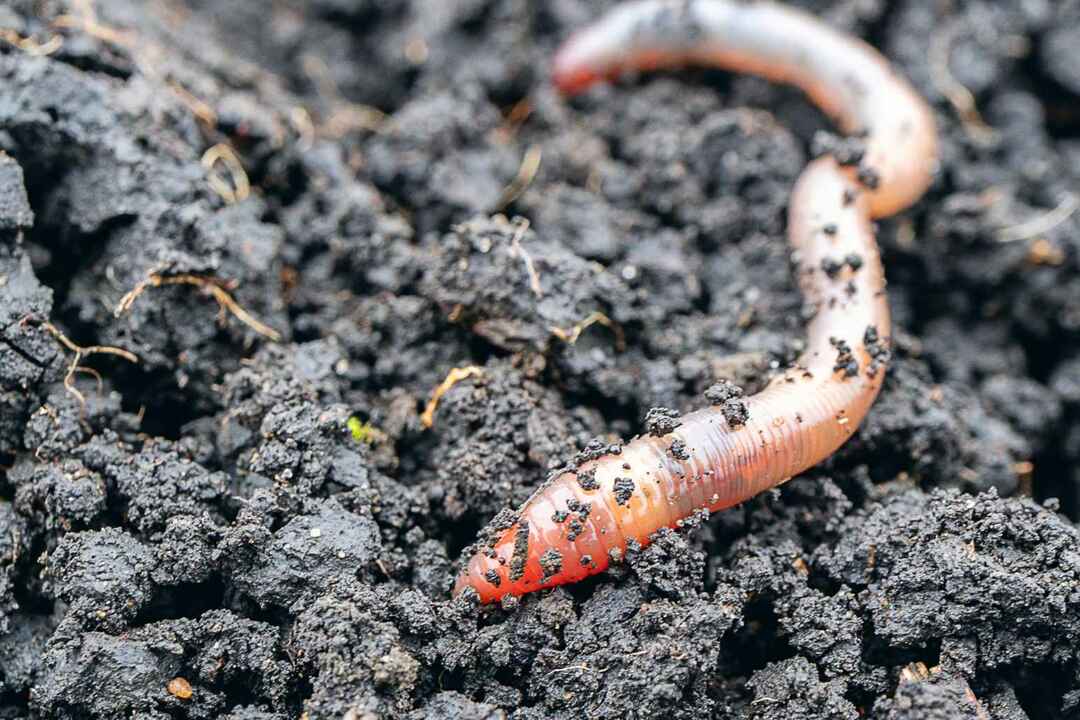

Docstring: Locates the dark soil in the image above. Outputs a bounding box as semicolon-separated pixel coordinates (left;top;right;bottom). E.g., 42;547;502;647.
1;0;1079;718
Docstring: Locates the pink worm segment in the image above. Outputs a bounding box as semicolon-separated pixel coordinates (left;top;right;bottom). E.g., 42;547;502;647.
454;0;938;604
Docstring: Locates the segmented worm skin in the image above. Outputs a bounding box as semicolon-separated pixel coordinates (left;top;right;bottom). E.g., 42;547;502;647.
454;0;938;604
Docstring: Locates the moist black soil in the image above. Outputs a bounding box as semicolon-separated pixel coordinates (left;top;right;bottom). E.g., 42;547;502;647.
2;0;1079;718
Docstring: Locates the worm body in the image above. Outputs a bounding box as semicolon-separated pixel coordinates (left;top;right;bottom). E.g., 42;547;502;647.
454;0;937;604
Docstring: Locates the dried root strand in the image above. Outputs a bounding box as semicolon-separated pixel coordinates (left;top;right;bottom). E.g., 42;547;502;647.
928;24;998;146
201;143;251;204
508;217;542;298
54;0;221;134
421;366;484;429
495;144;542;210
301;54;389;137
39;321;138;411
0;28;63;55
996;192;1078;244
549;311;625;351
54;0;298;146
321;104;389;137
495;99;535;144
289;106;316;150
52;0;137;49
169;81;219;128
115;273;281;342
897;663;989;720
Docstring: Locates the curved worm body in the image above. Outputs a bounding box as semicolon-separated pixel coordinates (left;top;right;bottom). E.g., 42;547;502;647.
454;0;937;604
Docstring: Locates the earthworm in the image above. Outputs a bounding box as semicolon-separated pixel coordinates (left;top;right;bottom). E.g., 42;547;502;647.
454;0;937;604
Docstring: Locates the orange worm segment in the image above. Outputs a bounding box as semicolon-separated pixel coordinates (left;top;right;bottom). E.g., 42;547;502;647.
454;0;938;604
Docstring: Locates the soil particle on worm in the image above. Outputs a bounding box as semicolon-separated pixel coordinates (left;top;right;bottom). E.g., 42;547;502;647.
668;438;691;461
644;406;682;437
539;548;563;579
613;476;635;506
508;522;531;583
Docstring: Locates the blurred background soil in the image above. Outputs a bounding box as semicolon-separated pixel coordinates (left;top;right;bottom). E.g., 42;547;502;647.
1;0;1079;718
